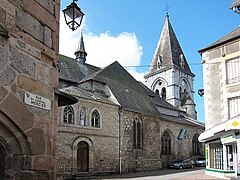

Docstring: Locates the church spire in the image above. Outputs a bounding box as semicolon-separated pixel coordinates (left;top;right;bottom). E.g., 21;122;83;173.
75;31;87;64
146;14;193;77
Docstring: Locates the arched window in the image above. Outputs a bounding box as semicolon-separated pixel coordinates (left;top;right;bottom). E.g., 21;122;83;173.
192;134;200;155
80;107;86;126
161;87;166;100
63;106;74;124
155;89;159;95
91;110;100;128
133;117;142;149
161;130;171;155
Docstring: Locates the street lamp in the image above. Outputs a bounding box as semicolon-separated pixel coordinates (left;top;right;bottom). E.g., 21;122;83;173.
63;0;85;31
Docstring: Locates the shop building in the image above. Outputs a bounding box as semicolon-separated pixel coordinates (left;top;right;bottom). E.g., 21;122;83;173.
198;27;240;179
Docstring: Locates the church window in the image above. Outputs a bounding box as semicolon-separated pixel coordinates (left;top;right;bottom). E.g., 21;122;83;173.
155;89;159;95
226;57;240;84
179;87;182;99
192;134;200;155
161;130;171;155
80;107;86;126
63;106;74;124
91;109;100;128
133;117;142;149
161;87;166;99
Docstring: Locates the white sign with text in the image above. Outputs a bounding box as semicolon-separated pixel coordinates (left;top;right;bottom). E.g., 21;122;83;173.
24;91;51;110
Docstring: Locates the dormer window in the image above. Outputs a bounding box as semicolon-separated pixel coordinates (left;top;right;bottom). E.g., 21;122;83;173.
179;54;185;68
157;55;162;68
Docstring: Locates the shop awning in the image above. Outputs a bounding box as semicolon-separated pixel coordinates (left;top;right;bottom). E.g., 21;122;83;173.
199;114;240;142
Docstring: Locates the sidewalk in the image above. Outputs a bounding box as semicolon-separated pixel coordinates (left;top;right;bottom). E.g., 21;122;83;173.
95;168;231;180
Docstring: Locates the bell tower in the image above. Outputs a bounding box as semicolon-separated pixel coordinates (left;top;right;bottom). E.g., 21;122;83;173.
144;15;196;119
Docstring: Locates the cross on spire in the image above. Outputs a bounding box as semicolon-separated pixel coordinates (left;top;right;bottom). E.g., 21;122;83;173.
163;3;170;15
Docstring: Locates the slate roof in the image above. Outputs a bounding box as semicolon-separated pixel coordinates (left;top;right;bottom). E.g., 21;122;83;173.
199;27;240;54
79;61;161;116
60;86;117;106
78;61;204;128
145;15;193;78
59;54;100;84
59;56;204;127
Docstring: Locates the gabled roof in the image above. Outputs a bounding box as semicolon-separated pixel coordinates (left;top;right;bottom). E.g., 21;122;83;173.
198;27;240;54
145;15;193;78
79;61;161;116
60;58;204;127
59;54;100;84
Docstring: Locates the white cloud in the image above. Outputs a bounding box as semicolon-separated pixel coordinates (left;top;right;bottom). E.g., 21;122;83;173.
59;14;146;83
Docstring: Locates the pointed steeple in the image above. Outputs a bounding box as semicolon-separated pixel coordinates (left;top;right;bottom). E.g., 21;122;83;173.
75;31;87;64
146;14;193;77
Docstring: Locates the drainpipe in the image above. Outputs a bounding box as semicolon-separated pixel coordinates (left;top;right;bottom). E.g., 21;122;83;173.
118;107;122;174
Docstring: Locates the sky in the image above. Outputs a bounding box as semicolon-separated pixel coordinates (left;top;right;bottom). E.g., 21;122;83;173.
59;0;239;122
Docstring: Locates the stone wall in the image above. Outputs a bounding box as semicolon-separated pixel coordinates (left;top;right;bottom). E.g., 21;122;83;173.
120;110;204;171
120;111;162;172
0;0;59;179
56;96;120;178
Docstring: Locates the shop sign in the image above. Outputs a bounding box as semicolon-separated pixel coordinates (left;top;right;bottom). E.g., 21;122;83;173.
225;119;240;131
24;91;51;110
221;134;236;144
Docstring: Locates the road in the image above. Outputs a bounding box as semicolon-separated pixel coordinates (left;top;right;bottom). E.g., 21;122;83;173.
93;167;229;180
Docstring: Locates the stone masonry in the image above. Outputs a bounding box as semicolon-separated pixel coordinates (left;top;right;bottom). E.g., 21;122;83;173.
0;0;60;179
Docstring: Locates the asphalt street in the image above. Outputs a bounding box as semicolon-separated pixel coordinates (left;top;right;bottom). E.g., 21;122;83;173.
93;167;230;180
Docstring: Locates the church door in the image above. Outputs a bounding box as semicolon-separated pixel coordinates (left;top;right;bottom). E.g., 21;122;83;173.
0;147;5;178
77;141;89;172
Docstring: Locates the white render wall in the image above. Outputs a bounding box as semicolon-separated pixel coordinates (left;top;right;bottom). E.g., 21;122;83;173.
202;39;240;130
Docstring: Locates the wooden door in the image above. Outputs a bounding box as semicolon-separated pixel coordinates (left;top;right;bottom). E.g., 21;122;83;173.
77;141;89;172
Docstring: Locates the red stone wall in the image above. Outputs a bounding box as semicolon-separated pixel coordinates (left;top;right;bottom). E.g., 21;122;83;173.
0;0;60;179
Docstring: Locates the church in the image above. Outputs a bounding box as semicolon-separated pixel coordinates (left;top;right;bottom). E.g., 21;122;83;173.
56;15;205;178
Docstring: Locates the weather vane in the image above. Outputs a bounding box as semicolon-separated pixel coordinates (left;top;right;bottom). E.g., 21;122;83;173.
163;2;170;15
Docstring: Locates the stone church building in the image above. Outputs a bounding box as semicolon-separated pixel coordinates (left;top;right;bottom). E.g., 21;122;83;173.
56;15;205;178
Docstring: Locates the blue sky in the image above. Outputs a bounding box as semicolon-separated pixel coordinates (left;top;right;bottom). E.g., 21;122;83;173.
59;0;239;122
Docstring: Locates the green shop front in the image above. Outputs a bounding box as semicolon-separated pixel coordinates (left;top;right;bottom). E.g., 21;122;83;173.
199;115;240;179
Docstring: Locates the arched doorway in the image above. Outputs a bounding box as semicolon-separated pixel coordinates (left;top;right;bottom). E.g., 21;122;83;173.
0;146;4;178
77;141;89;172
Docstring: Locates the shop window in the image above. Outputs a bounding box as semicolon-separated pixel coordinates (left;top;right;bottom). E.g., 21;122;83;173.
63;106;74;124
226;145;234;170
209;143;223;170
